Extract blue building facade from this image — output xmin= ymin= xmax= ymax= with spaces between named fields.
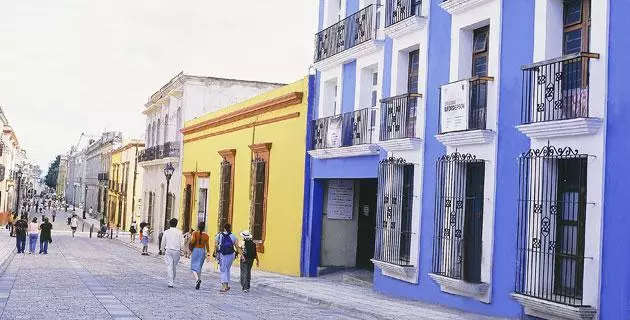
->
xmin=303 ymin=0 xmax=628 ymax=319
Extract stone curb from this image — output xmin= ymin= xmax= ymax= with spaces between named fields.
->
xmin=0 ymin=240 xmax=16 ymax=278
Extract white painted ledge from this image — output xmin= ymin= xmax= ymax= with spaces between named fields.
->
xmin=371 ymin=259 xmax=418 ymax=284
xmin=439 ymin=0 xmax=494 ymax=15
xmin=516 ymin=118 xmax=603 ymax=139
xmin=314 ymin=40 xmax=384 ymax=71
xmin=435 ymin=130 xmax=495 ymax=147
xmin=428 ymin=273 xmax=490 ymax=303
xmin=384 ymin=16 xmax=427 ymax=38
xmin=138 ymin=157 xmax=179 ymax=167
xmin=511 ymin=293 xmax=597 ymax=320
xmin=308 ymin=144 xmax=380 ymax=159
xmin=377 ymin=138 xmax=422 ymax=151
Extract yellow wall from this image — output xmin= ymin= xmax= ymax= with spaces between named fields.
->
xmin=109 ymin=143 xmax=144 ymax=230
xmin=180 ymin=77 xmax=309 ymax=276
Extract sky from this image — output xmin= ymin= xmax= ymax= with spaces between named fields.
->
xmin=0 ymin=0 xmax=317 ymax=172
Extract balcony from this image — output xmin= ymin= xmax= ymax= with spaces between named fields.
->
xmin=308 ymin=107 xmax=379 ymax=159
xmin=138 ymin=142 xmax=180 ymax=164
xmin=98 ymin=173 xmax=109 ymax=182
xmin=436 ymin=76 xmax=495 ymax=147
xmin=314 ymin=5 xmax=382 ymax=70
xmin=384 ymin=0 xmax=426 ymax=38
xmin=377 ymin=93 xmax=423 ymax=151
xmin=516 ymin=52 xmax=602 ymax=139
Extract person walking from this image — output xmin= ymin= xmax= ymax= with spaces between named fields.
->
xmin=141 ymin=223 xmax=150 ymax=255
xmin=190 ymin=221 xmax=210 ymax=290
xmin=161 ymin=218 xmax=182 ymax=288
xmin=70 ymin=214 xmax=78 ymax=238
xmin=39 ymin=217 xmax=52 ymax=254
xmin=14 ymin=215 xmax=27 ymax=253
xmin=51 ymin=209 xmax=56 ymax=222
xmin=215 ymin=223 xmax=239 ymax=293
xmin=182 ymin=228 xmax=193 ymax=259
xmin=88 ymin=206 xmax=93 ymax=217
xmin=28 ymin=217 xmax=39 ymax=254
xmin=239 ymin=230 xmax=259 ymax=293
xmin=129 ymin=221 xmax=137 ymax=243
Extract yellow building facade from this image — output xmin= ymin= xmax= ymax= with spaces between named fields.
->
xmin=180 ymin=78 xmax=310 ymax=276
xmin=108 ymin=141 xmax=145 ymax=230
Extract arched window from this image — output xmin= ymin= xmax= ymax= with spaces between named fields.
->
xmin=152 ymin=122 xmax=156 ymax=147
xmin=156 ymin=119 xmax=161 ymax=146
xmin=176 ymin=108 xmax=182 ymax=142
xmin=146 ymin=125 xmax=150 ymax=145
xmin=164 ymin=114 xmax=169 ymax=143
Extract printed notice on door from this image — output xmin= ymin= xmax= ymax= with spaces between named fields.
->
xmin=326 ymin=180 xmax=354 ymax=220
xmin=440 ymin=80 xmax=470 ymax=133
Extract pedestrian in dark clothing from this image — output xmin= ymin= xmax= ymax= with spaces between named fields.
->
xmin=39 ymin=218 xmax=52 ymax=254
xmin=239 ymin=230 xmax=259 ymax=292
xmin=14 ymin=216 xmax=27 ymax=254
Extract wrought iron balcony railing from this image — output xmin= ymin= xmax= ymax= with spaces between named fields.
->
xmin=314 ymin=5 xmax=376 ymax=63
xmin=311 ymin=107 xmax=376 ymax=150
xmin=439 ymin=77 xmax=492 ymax=134
xmin=521 ymin=52 xmax=599 ymax=124
xmin=98 ymin=173 xmax=109 ymax=182
xmin=385 ymin=0 xmax=422 ymax=27
xmin=380 ymin=93 xmax=421 ymax=141
xmin=138 ymin=142 xmax=180 ymax=162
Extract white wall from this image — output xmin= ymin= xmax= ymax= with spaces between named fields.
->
xmin=320 ymin=180 xmax=360 ymax=267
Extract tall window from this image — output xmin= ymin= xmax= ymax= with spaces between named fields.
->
xmin=218 ymin=149 xmax=236 ymax=233
xmin=156 ymin=119 xmax=161 ymax=146
xmin=147 ymin=192 xmax=154 ymax=225
xmin=249 ymin=143 xmax=271 ymax=248
xmin=374 ymin=157 xmax=414 ymax=266
xmin=563 ymin=0 xmax=590 ymax=55
xmin=164 ymin=114 xmax=169 ymax=143
xmin=432 ymin=152 xmax=485 ymax=283
xmin=176 ymin=108 xmax=182 ymax=142
xmin=197 ymin=177 xmax=209 ymax=225
xmin=515 ymin=144 xmax=588 ymax=306
xmin=472 ymin=26 xmax=489 ymax=77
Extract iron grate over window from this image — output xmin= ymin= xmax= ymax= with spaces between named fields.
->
xmin=432 ymin=152 xmax=485 ymax=283
xmin=217 ymin=159 xmax=232 ymax=233
xmin=374 ymin=157 xmax=414 ymax=266
xmin=514 ymin=144 xmax=589 ymax=306
xmin=250 ymin=156 xmax=267 ymax=241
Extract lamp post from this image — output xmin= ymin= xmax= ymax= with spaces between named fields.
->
xmin=83 ymin=184 xmax=88 ymax=219
xmin=13 ymin=169 xmax=22 ymax=218
xmin=73 ymin=183 xmax=78 ymax=211
xmin=163 ymin=162 xmax=175 ymax=231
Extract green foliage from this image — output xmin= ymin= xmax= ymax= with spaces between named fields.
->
xmin=45 ymin=155 xmax=61 ymax=189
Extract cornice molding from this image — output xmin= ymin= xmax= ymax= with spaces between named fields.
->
xmin=249 ymin=143 xmax=272 ymax=154
xmin=182 ymin=92 xmax=303 ymax=135
xmin=218 ymin=149 xmax=236 ymax=160
xmin=516 ymin=118 xmax=603 ymax=139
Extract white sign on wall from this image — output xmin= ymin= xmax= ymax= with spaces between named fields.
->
xmin=326 ymin=180 xmax=354 ymax=220
xmin=440 ymin=80 xmax=470 ymax=133
xmin=326 ymin=115 xmax=343 ymax=147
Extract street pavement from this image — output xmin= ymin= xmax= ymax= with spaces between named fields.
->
xmin=0 ymin=208 xmax=506 ymax=320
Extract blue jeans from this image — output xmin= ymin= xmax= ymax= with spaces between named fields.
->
xmin=16 ymin=235 xmax=25 ymax=253
xmin=28 ymin=234 xmax=38 ymax=253
xmin=39 ymin=240 xmax=48 ymax=254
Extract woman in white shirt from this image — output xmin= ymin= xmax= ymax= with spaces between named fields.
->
xmin=28 ymin=217 xmax=39 ymax=254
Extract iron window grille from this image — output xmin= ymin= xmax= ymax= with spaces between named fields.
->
xmin=514 ymin=144 xmax=589 ymax=306
xmin=312 ymin=107 xmax=376 ymax=150
xmin=374 ymin=157 xmax=414 ymax=266
xmin=218 ymin=158 xmax=233 ymax=233
xmin=385 ymin=0 xmax=422 ymax=28
xmin=250 ymin=156 xmax=267 ymax=241
xmin=432 ymin=152 xmax=485 ymax=283
xmin=314 ymin=5 xmax=376 ymax=63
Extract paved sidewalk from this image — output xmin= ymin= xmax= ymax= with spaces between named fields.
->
xmin=114 ymin=237 xmax=504 ymax=320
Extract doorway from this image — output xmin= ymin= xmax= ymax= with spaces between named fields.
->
xmin=356 ymin=179 xmax=377 ymax=269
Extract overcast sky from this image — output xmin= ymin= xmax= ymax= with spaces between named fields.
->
xmin=0 ymin=0 xmax=316 ymax=172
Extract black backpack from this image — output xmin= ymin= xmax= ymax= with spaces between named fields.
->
xmin=242 ymin=240 xmax=256 ymax=261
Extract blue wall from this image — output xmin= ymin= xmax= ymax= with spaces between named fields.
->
xmin=373 ymin=0 xmax=532 ymax=317
xmin=346 ymin=0 xmax=359 ymax=14
xmin=341 ymin=61 xmax=357 ymax=114
xmin=600 ymin=0 xmax=630 ymax=318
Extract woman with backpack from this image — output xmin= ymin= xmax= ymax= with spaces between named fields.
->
xmin=215 ymin=223 xmax=239 ymax=293
xmin=239 ymin=230 xmax=259 ymax=293
xmin=189 ymin=221 xmax=210 ymax=290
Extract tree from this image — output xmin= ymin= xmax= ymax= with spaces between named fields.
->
xmin=45 ymin=155 xmax=60 ymax=189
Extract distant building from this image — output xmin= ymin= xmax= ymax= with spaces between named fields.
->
xmin=107 ymin=140 xmax=144 ymax=230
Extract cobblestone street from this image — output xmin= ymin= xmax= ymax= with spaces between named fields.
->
xmin=0 ymin=211 xmax=367 ymax=320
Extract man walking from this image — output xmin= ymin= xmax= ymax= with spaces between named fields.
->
xmin=14 ymin=215 xmax=27 ymax=254
xmin=160 ymin=218 xmax=182 ymax=288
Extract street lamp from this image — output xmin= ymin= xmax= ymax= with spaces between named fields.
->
xmin=73 ymin=183 xmax=78 ymax=211
xmin=163 ymin=162 xmax=175 ymax=231
xmin=83 ymin=184 xmax=88 ymax=219
xmin=13 ymin=169 xmax=22 ymax=218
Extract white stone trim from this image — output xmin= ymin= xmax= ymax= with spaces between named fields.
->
xmin=138 ymin=157 xmax=179 ymax=168
xmin=439 ymin=0 xmax=494 ymax=15
xmin=428 ymin=273 xmax=490 ymax=303
xmin=384 ymin=16 xmax=427 ymax=39
xmin=314 ymin=40 xmax=385 ymax=72
xmin=371 ymin=259 xmax=418 ymax=284
xmin=511 ymin=293 xmax=597 ymax=320
xmin=307 ymin=144 xmax=380 ymax=159
xmin=377 ymin=138 xmax=423 ymax=151
xmin=435 ymin=130 xmax=495 ymax=147
xmin=516 ymin=118 xmax=603 ymax=139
